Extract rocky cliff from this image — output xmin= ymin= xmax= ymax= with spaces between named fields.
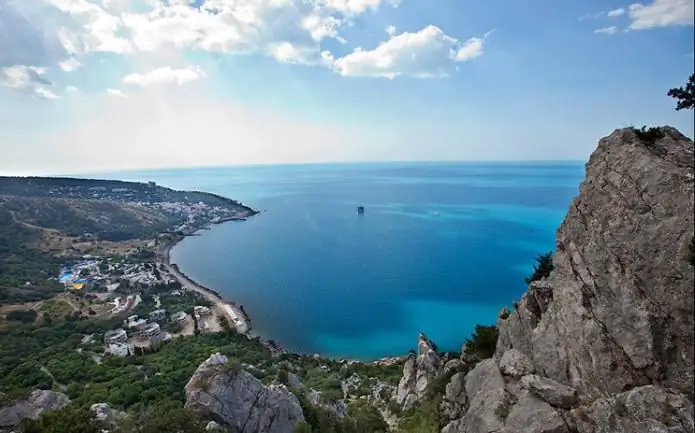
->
xmin=185 ymin=353 xmax=305 ymax=433
xmin=0 ymin=390 xmax=70 ymax=431
xmin=436 ymin=127 xmax=694 ymax=433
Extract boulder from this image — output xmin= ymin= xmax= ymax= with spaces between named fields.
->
xmin=520 ymin=375 xmax=578 ymax=409
xmin=499 ymin=349 xmax=535 ymax=378
xmin=503 ymin=391 xmax=570 ymax=433
xmin=185 ymin=353 xmax=305 ymax=433
xmin=570 ymin=385 xmax=694 ymax=433
xmin=0 ymin=390 xmax=70 ymax=429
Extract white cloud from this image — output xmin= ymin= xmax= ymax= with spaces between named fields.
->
xmin=628 ymin=0 xmax=694 ymax=29
xmin=594 ymin=26 xmax=618 ymax=34
xmin=58 ymin=58 xmax=83 ymax=71
xmin=123 ymin=66 xmax=206 ymax=86
xmin=66 ymin=85 xmax=79 ymax=92
xmin=607 ymin=8 xmax=626 ymax=16
xmin=386 ymin=25 xmax=396 ymax=36
xmin=333 ymin=26 xmax=487 ymax=78
xmin=107 ymin=88 xmax=128 ymax=97
xmin=0 ymin=65 xmax=60 ymax=99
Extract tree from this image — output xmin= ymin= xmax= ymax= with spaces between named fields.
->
xmin=21 ymin=405 xmax=102 ymax=433
xmin=524 ymin=252 xmax=554 ymax=284
xmin=667 ymin=74 xmax=695 ymax=111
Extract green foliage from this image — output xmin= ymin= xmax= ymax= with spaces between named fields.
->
xmin=462 ymin=325 xmax=499 ymax=363
xmin=294 ymin=422 xmax=313 ymax=433
xmin=667 ymin=73 xmax=695 ymax=111
xmin=6 ymin=309 xmax=38 ymax=323
xmin=397 ymin=399 xmax=441 ymax=433
xmin=494 ymin=402 xmax=510 ymax=421
xmin=426 ymin=363 xmax=468 ymax=399
xmin=114 ymin=401 xmax=205 ymax=433
xmin=524 ymin=252 xmax=554 ymax=285
xmin=632 ymin=126 xmax=665 ymax=143
xmin=0 ymin=318 xmax=272 ymax=411
xmin=21 ymin=405 xmax=102 ymax=433
xmin=295 ymin=391 xmax=388 ymax=433
xmin=0 ymin=209 xmax=65 ymax=304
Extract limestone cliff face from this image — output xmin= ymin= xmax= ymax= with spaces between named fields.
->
xmin=396 ymin=333 xmax=443 ymax=410
xmin=440 ymin=127 xmax=695 ymax=433
xmin=185 ymin=353 xmax=305 ymax=433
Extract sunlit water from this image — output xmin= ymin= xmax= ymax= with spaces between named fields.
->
xmin=91 ymin=162 xmax=585 ymax=360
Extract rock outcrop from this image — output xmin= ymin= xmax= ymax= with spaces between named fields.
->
xmin=185 ymin=353 xmax=305 ymax=433
xmin=396 ymin=333 xmax=443 ymax=410
xmin=0 ymin=390 xmax=70 ymax=430
xmin=437 ymin=127 xmax=695 ymax=433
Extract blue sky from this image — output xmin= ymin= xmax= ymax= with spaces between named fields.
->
xmin=0 ymin=0 xmax=693 ymax=175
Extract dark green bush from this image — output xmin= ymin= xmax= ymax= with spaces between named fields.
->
xmin=524 ymin=252 xmax=554 ymax=284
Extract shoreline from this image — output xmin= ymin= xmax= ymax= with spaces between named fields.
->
xmin=155 ymin=209 xmax=409 ymax=364
xmin=157 ymin=210 xmax=257 ymax=335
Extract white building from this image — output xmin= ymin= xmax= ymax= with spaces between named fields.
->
xmin=194 ymin=306 xmax=211 ymax=316
xmin=104 ymin=329 xmax=128 ymax=344
xmin=139 ymin=323 xmax=161 ymax=339
xmin=149 ymin=309 xmax=166 ymax=321
xmin=171 ymin=311 xmax=187 ymax=324
xmin=107 ymin=343 xmax=133 ymax=357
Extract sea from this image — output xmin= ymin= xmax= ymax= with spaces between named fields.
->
xmin=90 ymin=162 xmax=585 ymax=360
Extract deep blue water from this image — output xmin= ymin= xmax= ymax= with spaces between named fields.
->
xmin=91 ymin=162 xmax=585 ymax=360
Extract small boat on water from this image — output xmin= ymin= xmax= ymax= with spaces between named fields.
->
xmin=357 ymin=206 xmax=365 ymax=215
xmin=432 ymin=211 xmax=440 ymax=216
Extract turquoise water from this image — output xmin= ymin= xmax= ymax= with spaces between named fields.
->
xmin=93 ymin=162 xmax=585 ymax=360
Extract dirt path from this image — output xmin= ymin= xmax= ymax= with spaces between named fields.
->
xmin=8 ymin=209 xmax=56 ymax=232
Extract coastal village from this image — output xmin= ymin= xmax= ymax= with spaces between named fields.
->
xmin=53 ymin=233 xmax=252 ymax=359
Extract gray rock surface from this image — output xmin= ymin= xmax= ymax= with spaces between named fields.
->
xmin=497 ymin=127 xmax=695 ymax=400
xmin=503 ymin=391 xmax=569 ymax=433
xmin=570 ymin=385 xmax=694 ymax=433
xmin=499 ymin=349 xmax=535 ymax=378
xmin=0 ymin=390 xmax=70 ymax=429
xmin=395 ymin=333 xmax=442 ymax=410
xmin=441 ymin=372 xmax=467 ymax=422
xmin=442 ymin=360 xmax=507 ymax=433
xmin=307 ymin=389 xmax=348 ymax=418
xmin=520 ymin=375 xmax=578 ymax=409
xmin=436 ymin=127 xmax=695 ymax=433
xmin=185 ymin=353 xmax=305 ymax=433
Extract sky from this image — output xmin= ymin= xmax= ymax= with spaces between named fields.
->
xmin=0 ymin=0 xmax=693 ymax=175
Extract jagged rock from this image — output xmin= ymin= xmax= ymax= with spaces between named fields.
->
xmin=443 ymin=359 xmax=463 ymax=376
xmin=438 ymin=127 xmax=694 ymax=433
xmin=499 ymin=349 xmax=535 ymax=378
xmin=520 ymin=375 xmax=578 ymax=409
xmin=185 ymin=353 xmax=305 ymax=433
xmin=395 ymin=333 xmax=442 ymax=410
xmin=496 ymin=127 xmax=694 ymax=400
xmin=503 ymin=391 xmax=570 ymax=433
xmin=287 ymin=372 xmax=302 ymax=390
xmin=0 ymin=390 xmax=70 ymax=429
xmin=307 ymin=389 xmax=348 ymax=418
xmin=442 ymin=359 xmax=507 ymax=433
xmin=441 ymin=372 xmax=467 ymax=422
xmin=570 ymin=385 xmax=694 ymax=433
xmin=206 ymin=420 xmax=221 ymax=431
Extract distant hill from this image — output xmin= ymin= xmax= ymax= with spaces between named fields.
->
xmin=0 ymin=176 xmax=256 ymax=304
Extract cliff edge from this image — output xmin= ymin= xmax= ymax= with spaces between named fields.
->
xmin=441 ymin=127 xmax=694 ymax=433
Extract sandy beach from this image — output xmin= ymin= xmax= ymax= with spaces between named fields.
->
xmin=157 ymin=213 xmax=255 ymax=335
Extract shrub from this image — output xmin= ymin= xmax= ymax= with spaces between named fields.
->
xmin=495 ymin=402 xmax=510 ymax=421
xmin=524 ymin=252 xmax=554 ymax=284
xmin=462 ymin=325 xmax=499 ymax=362
xmin=6 ymin=309 xmax=38 ymax=323
xmin=632 ymin=126 xmax=665 ymax=143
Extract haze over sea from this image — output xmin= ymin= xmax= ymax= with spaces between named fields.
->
xmin=94 ymin=162 xmax=585 ymax=360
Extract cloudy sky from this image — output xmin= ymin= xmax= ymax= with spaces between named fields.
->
xmin=0 ymin=0 xmax=693 ymax=175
